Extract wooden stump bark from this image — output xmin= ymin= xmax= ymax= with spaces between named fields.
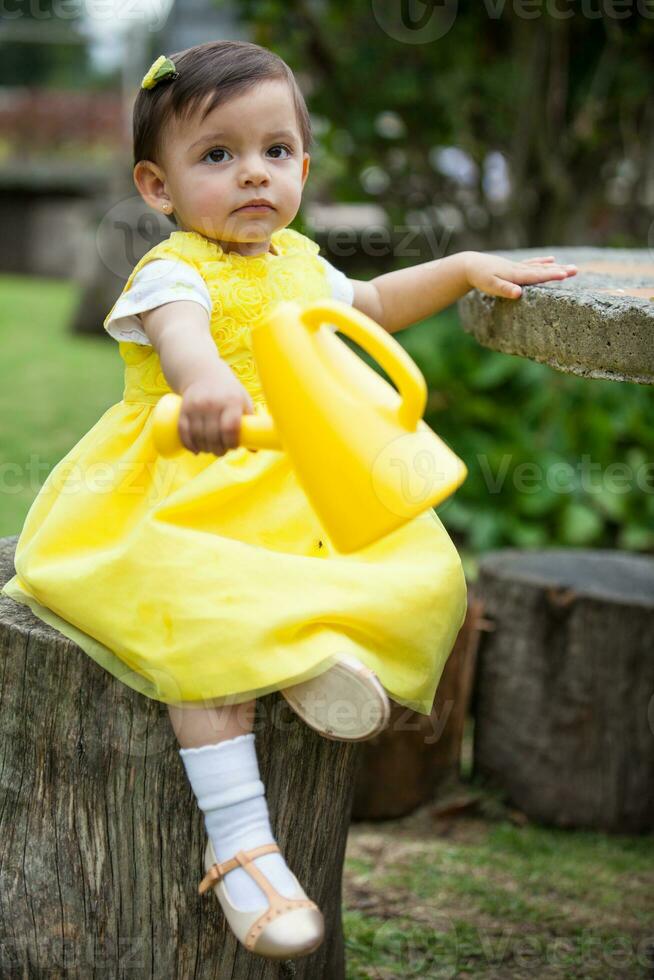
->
xmin=472 ymin=548 xmax=654 ymax=833
xmin=351 ymin=592 xmax=487 ymax=820
xmin=0 ymin=536 xmax=358 ymax=978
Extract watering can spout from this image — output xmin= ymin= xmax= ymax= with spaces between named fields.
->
xmin=152 ymin=299 xmax=467 ymax=553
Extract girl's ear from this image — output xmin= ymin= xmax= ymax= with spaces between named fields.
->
xmin=133 ymin=160 xmax=172 ymax=214
xmin=301 ymin=153 xmax=311 ymax=186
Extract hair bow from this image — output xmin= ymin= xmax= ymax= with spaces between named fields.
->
xmin=141 ymin=55 xmax=179 ymax=91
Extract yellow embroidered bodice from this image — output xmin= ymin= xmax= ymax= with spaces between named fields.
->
xmin=105 ymin=227 xmax=332 ymax=405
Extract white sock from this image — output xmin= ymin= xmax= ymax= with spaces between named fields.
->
xmin=179 ymin=733 xmax=298 ymax=911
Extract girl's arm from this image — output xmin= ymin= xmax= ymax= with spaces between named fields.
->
xmin=140 ymin=301 xmax=254 ymax=456
xmin=349 ymin=252 xmax=577 ymax=334
xmin=140 ymin=300 xmax=237 ymax=393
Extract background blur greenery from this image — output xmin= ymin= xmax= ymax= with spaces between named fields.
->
xmin=0 ymin=279 xmax=123 ymax=538
xmin=0 ymin=0 xmax=89 ymax=88
xmin=412 ymin=314 xmax=654 ymax=555
xmin=225 ymin=0 xmax=654 ymax=250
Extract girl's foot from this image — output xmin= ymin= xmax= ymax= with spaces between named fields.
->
xmin=280 ymin=654 xmax=391 ymax=741
xmin=179 ymin=733 xmax=324 ymax=959
xmin=199 ymin=836 xmax=324 ymax=959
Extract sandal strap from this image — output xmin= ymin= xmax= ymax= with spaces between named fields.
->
xmin=243 ymin=864 xmax=318 ymax=952
xmin=198 ymin=842 xmax=280 ymax=896
xmin=240 ymin=861 xmax=318 ymax=952
xmin=198 ymin=840 xmax=319 ymax=954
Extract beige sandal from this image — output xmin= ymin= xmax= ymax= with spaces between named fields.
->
xmin=280 ymin=653 xmax=391 ymax=741
xmin=198 ymin=837 xmax=324 ymax=959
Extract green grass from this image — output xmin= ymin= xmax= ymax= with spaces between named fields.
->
xmin=344 ymin=719 xmax=653 ymax=977
xmin=0 ymin=274 xmax=124 ymax=535
xmin=344 ymin=789 xmax=654 ymax=979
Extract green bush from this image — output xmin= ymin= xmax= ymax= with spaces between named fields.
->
xmin=399 ymin=307 xmax=654 ymax=554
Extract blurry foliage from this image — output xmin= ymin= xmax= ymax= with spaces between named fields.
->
xmin=402 ymin=308 xmax=654 ymax=553
xmin=0 ymin=1 xmax=89 ymax=87
xmin=220 ymin=0 xmax=654 ymax=249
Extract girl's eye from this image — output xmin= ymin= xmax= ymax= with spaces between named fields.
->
xmin=202 ymin=144 xmax=292 ymax=164
xmin=203 ymin=147 xmax=231 ymax=164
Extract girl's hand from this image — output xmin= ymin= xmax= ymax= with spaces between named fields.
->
xmin=179 ymin=372 xmax=255 ymax=456
xmin=464 ymin=252 xmax=577 ymax=300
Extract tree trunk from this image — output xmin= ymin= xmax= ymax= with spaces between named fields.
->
xmin=471 ymin=548 xmax=654 ymax=833
xmin=351 ymin=592 xmax=488 ymax=820
xmin=0 ymin=535 xmax=357 ymax=978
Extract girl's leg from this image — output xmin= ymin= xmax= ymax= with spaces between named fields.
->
xmin=167 ymin=698 xmax=256 ymax=748
xmin=168 ymin=699 xmax=299 ymax=912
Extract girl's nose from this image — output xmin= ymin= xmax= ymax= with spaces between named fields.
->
xmin=243 ymin=174 xmax=269 ymax=187
xmin=239 ymin=159 xmax=271 ymax=185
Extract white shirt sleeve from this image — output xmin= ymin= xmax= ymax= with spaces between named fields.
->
xmin=104 ymin=259 xmax=212 ymax=345
xmin=316 ymin=255 xmax=355 ymax=305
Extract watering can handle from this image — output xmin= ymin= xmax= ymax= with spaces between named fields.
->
xmin=151 ymin=392 xmax=282 ymax=457
xmin=302 ymin=300 xmax=427 ymax=429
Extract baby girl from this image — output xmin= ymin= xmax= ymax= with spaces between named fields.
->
xmin=2 ymin=39 xmax=577 ymax=961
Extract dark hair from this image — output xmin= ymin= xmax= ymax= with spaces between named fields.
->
xmin=133 ymin=40 xmax=312 ymax=215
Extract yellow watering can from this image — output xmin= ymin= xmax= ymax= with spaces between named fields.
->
xmin=152 ymin=299 xmax=467 ymax=553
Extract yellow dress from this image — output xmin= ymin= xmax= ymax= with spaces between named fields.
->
xmin=1 ymin=226 xmax=467 ymax=714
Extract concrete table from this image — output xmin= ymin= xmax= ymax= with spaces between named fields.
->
xmin=456 ymin=246 xmax=654 ymax=831
xmin=457 ymin=247 xmax=654 ymax=385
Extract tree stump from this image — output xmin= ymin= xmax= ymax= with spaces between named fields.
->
xmin=472 ymin=548 xmax=654 ymax=833
xmin=0 ymin=536 xmax=358 ymax=978
xmin=351 ymin=592 xmax=488 ymax=820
